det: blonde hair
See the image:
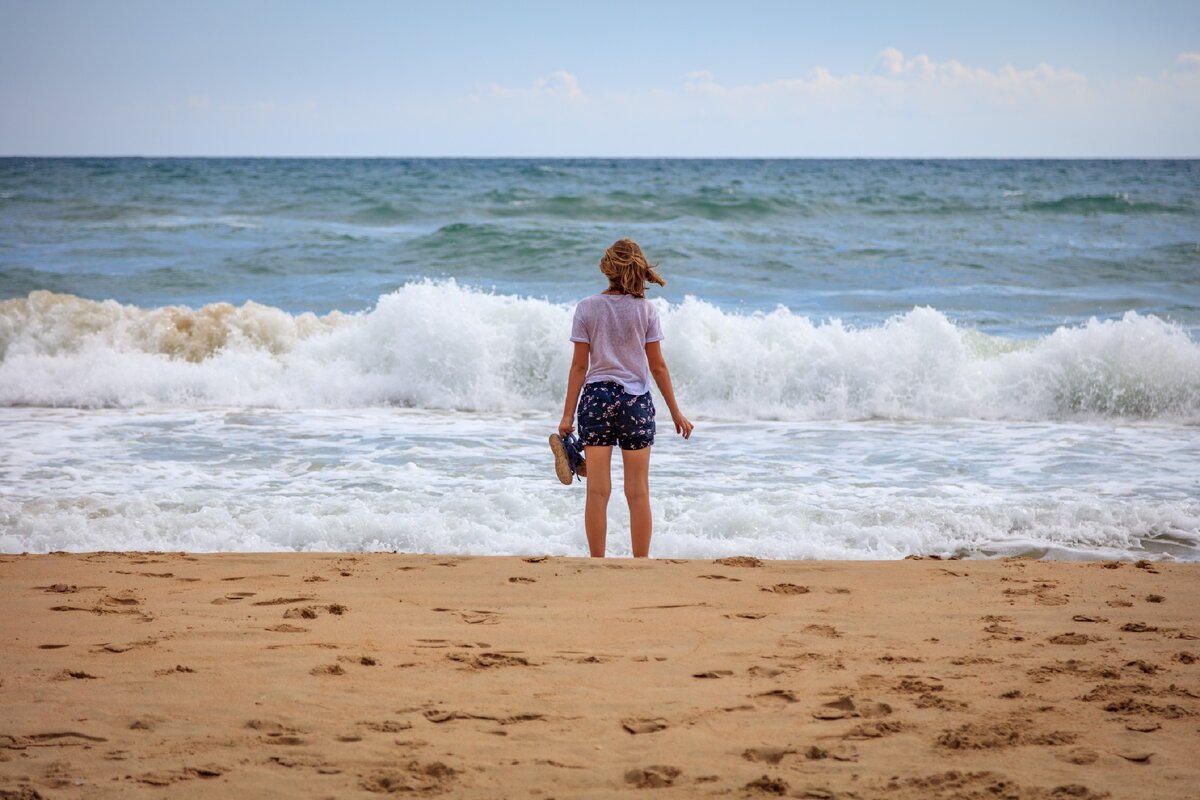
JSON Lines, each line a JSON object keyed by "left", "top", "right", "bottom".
{"left": 599, "top": 239, "right": 665, "bottom": 299}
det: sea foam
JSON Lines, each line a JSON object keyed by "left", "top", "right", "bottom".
{"left": 2, "top": 282, "right": 1198, "bottom": 421}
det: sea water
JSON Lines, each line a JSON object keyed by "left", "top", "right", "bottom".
{"left": 1, "top": 158, "right": 1198, "bottom": 559}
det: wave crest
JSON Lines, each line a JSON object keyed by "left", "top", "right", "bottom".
{"left": 1, "top": 284, "right": 1198, "bottom": 420}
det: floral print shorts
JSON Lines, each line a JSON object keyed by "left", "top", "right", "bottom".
{"left": 577, "top": 381, "right": 656, "bottom": 450}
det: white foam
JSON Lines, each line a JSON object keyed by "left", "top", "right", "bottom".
{"left": 1, "top": 408, "right": 1196, "bottom": 560}
{"left": 2, "top": 282, "right": 1198, "bottom": 420}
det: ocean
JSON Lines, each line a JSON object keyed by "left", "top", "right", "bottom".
{"left": 1, "top": 158, "right": 1198, "bottom": 559}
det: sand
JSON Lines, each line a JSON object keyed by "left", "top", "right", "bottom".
{"left": 0, "top": 552, "right": 1197, "bottom": 799}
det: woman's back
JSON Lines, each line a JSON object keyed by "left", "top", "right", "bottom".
{"left": 570, "top": 293, "right": 663, "bottom": 396}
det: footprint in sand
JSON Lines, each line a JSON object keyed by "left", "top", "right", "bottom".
{"left": 102, "top": 590, "right": 143, "bottom": 607}
{"left": 804, "top": 744, "right": 858, "bottom": 762}
{"left": 624, "top": 765, "right": 681, "bottom": 788}
{"left": 713, "top": 556, "right": 762, "bottom": 568}
{"left": 743, "top": 775, "right": 789, "bottom": 795}
{"left": 803, "top": 624, "right": 841, "bottom": 638}
{"left": 1055, "top": 746, "right": 1099, "bottom": 765}
{"left": 843, "top": 721, "right": 904, "bottom": 740}
{"left": 1047, "top": 632, "right": 1100, "bottom": 645}
{"left": 893, "top": 678, "right": 944, "bottom": 694}
{"left": 878, "top": 654, "right": 924, "bottom": 664}
{"left": 887, "top": 771, "right": 1106, "bottom": 800}
{"left": 211, "top": 591, "right": 256, "bottom": 605}
{"left": 250, "top": 596, "right": 313, "bottom": 606}
{"left": 283, "top": 603, "right": 346, "bottom": 619}
{"left": 621, "top": 718, "right": 668, "bottom": 734}
{"left": 761, "top": 583, "right": 810, "bottom": 595}
{"left": 1125, "top": 721, "right": 1161, "bottom": 732}
{"left": 812, "top": 696, "right": 891, "bottom": 720}
{"left": 742, "top": 746, "right": 793, "bottom": 764}
{"left": 935, "top": 718, "right": 1077, "bottom": 750}
{"left": 93, "top": 638, "right": 157, "bottom": 654}
{"left": 507, "top": 576, "right": 536, "bottom": 583}
{"left": 360, "top": 762, "right": 457, "bottom": 794}
{"left": 1, "top": 731, "right": 108, "bottom": 748}
{"left": 153, "top": 665, "right": 195, "bottom": 676}
{"left": 748, "top": 665, "right": 785, "bottom": 678}
{"left": 336, "top": 655, "right": 379, "bottom": 666}
{"left": 310, "top": 663, "right": 346, "bottom": 676}
{"left": 698, "top": 574, "right": 741, "bottom": 582}
{"left": 754, "top": 689, "right": 800, "bottom": 706}
{"left": 359, "top": 720, "right": 414, "bottom": 733}
{"left": 446, "top": 652, "right": 530, "bottom": 669}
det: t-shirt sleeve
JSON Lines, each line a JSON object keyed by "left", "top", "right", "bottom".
{"left": 569, "top": 304, "right": 590, "bottom": 343}
{"left": 644, "top": 304, "right": 664, "bottom": 344}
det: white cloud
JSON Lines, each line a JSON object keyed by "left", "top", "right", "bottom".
{"left": 460, "top": 49, "right": 1197, "bottom": 156}
{"left": 681, "top": 48, "right": 1086, "bottom": 100}
{"left": 488, "top": 70, "right": 581, "bottom": 100}
{"left": 1176, "top": 51, "right": 1200, "bottom": 71}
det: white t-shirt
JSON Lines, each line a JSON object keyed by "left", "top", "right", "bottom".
{"left": 569, "top": 293, "right": 664, "bottom": 396}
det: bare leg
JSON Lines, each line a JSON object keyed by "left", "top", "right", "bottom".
{"left": 622, "top": 446, "right": 652, "bottom": 558}
{"left": 583, "top": 445, "right": 613, "bottom": 558}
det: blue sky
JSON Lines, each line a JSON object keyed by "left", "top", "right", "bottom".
{"left": 2, "top": 0, "right": 1198, "bottom": 156}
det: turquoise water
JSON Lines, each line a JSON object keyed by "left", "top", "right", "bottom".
{"left": 1, "top": 158, "right": 1198, "bottom": 559}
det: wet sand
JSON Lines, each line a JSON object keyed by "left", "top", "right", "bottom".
{"left": 1, "top": 552, "right": 1197, "bottom": 798}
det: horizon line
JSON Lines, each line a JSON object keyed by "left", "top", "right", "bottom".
{"left": 3, "top": 154, "right": 1199, "bottom": 160}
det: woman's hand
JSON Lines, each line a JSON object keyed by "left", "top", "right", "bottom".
{"left": 558, "top": 416, "right": 575, "bottom": 438}
{"left": 672, "top": 412, "right": 694, "bottom": 440}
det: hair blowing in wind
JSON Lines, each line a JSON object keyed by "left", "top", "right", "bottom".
{"left": 599, "top": 239, "right": 666, "bottom": 298}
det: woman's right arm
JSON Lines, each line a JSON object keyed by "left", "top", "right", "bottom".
{"left": 559, "top": 342, "right": 590, "bottom": 437}
{"left": 646, "top": 341, "right": 693, "bottom": 439}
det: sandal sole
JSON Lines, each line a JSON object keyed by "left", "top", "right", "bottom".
{"left": 548, "top": 434, "right": 573, "bottom": 485}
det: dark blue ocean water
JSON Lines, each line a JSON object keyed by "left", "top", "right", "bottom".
{"left": 2, "top": 158, "right": 1197, "bottom": 336}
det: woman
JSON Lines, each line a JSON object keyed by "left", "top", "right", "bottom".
{"left": 551, "top": 239, "right": 693, "bottom": 558}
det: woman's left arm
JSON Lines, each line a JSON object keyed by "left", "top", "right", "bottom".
{"left": 558, "top": 342, "right": 590, "bottom": 437}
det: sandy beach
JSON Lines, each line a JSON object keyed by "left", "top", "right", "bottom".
{"left": 1, "top": 552, "right": 1197, "bottom": 799}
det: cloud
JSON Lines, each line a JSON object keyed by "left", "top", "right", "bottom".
{"left": 680, "top": 48, "right": 1086, "bottom": 100}
{"left": 461, "top": 48, "right": 1197, "bottom": 156}
{"left": 1176, "top": 51, "right": 1200, "bottom": 71}
{"left": 488, "top": 70, "right": 581, "bottom": 100}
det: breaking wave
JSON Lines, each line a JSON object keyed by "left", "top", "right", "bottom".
{"left": 2, "top": 283, "right": 1198, "bottom": 420}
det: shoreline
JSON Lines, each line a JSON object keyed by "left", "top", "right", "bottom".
{"left": 2, "top": 552, "right": 1197, "bottom": 798}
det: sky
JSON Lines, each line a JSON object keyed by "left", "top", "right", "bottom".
{"left": 1, "top": 0, "right": 1198, "bottom": 157}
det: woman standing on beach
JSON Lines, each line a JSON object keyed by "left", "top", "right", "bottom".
{"left": 552, "top": 239, "right": 694, "bottom": 558}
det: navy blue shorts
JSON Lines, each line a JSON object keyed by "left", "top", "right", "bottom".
{"left": 577, "top": 381, "right": 656, "bottom": 451}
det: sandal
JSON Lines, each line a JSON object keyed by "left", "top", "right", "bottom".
{"left": 548, "top": 432, "right": 587, "bottom": 484}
